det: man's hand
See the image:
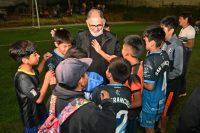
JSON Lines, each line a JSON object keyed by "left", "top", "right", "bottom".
{"left": 91, "top": 39, "right": 102, "bottom": 53}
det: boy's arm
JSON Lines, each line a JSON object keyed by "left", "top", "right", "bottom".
{"left": 36, "top": 70, "right": 55, "bottom": 104}
{"left": 131, "top": 91, "right": 142, "bottom": 108}
{"left": 91, "top": 39, "right": 117, "bottom": 62}
{"left": 144, "top": 82, "right": 154, "bottom": 91}
{"left": 184, "top": 39, "right": 195, "bottom": 48}
{"left": 37, "top": 52, "right": 52, "bottom": 74}
{"left": 143, "top": 58, "right": 155, "bottom": 91}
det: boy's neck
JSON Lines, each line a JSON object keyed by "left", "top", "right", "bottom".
{"left": 124, "top": 55, "right": 139, "bottom": 65}
{"left": 109, "top": 80, "right": 120, "bottom": 84}
{"left": 55, "top": 48, "right": 65, "bottom": 57}
{"left": 20, "top": 63, "right": 34, "bottom": 73}
{"left": 149, "top": 47, "right": 161, "bottom": 53}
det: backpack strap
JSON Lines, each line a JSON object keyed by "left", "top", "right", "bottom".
{"left": 49, "top": 95, "right": 57, "bottom": 116}
{"left": 58, "top": 98, "right": 90, "bottom": 125}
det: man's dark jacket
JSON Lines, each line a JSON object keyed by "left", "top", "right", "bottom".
{"left": 74, "top": 30, "right": 121, "bottom": 81}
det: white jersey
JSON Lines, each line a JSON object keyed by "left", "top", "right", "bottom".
{"left": 179, "top": 25, "right": 196, "bottom": 40}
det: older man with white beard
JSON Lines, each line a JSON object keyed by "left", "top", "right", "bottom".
{"left": 74, "top": 9, "right": 121, "bottom": 83}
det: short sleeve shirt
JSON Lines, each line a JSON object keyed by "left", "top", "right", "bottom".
{"left": 14, "top": 68, "right": 46, "bottom": 127}
{"left": 142, "top": 51, "right": 170, "bottom": 114}
{"left": 179, "top": 25, "right": 196, "bottom": 40}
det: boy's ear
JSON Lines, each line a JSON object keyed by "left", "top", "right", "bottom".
{"left": 54, "top": 42, "right": 59, "bottom": 47}
{"left": 22, "top": 57, "right": 29, "bottom": 64}
{"left": 106, "top": 70, "right": 112, "bottom": 80}
{"left": 150, "top": 40, "right": 156, "bottom": 48}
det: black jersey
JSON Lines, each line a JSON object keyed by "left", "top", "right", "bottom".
{"left": 45, "top": 49, "right": 64, "bottom": 71}
{"left": 91, "top": 84, "right": 131, "bottom": 132}
{"left": 14, "top": 68, "right": 46, "bottom": 128}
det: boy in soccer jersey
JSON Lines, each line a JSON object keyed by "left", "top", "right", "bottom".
{"left": 91, "top": 57, "right": 132, "bottom": 133}
{"left": 91, "top": 35, "right": 144, "bottom": 133}
{"left": 139, "top": 26, "right": 170, "bottom": 133}
{"left": 121, "top": 35, "right": 144, "bottom": 133}
{"left": 9, "top": 40, "right": 55, "bottom": 133}
{"left": 45, "top": 28, "right": 73, "bottom": 71}
{"left": 160, "top": 16, "right": 184, "bottom": 133}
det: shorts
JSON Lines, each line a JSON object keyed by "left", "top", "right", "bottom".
{"left": 139, "top": 111, "right": 161, "bottom": 128}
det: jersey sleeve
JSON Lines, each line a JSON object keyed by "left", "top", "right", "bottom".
{"left": 16, "top": 73, "right": 40, "bottom": 101}
{"left": 143, "top": 57, "right": 155, "bottom": 84}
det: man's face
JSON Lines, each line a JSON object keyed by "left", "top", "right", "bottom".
{"left": 87, "top": 17, "right": 104, "bottom": 37}
{"left": 179, "top": 16, "right": 187, "bottom": 27}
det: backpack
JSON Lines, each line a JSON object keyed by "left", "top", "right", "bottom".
{"left": 38, "top": 95, "right": 90, "bottom": 133}
{"left": 84, "top": 72, "right": 104, "bottom": 99}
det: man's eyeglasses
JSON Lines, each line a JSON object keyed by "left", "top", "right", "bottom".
{"left": 89, "top": 24, "right": 103, "bottom": 29}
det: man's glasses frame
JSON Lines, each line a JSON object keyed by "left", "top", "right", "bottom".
{"left": 89, "top": 24, "right": 103, "bottom": 29}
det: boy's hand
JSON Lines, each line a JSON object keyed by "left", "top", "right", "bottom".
{"left": 45, "top": 70, "right": 55, "bottom": 82}
{"left": 43, "top": 52, "right": 52, "bottom": 61}
{"left": 50, "top": 28, "right": 63, "bottom": 37}
{"left": 91, "top": 39, "right": 101, "bottom": 53}
{"left": 50, "top": 76, "right": 57, "bottom": 85}
{"left": 100, "top": 90, "right": 110, "bottom": 100}
{"left": 50, "top": 28, "right": 57, "bottom": 37}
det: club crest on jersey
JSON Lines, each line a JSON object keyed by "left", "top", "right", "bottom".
{"left": 115, "top": 90, "right": 120, "bottom": 96}
{"left": 30, "top": 89, "right": 37, "bottom": 97}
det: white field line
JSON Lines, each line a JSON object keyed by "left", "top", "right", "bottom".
{"left": 0, "top": 21, "right": 146, "bottom": 47}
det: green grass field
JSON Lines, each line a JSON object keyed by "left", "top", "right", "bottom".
{"left": 0, "top": 22, "right": 199, "bottom": 133}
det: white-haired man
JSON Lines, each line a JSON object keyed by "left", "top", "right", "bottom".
{"left": 74, "top": 9, "right": 121, "bottom": 83}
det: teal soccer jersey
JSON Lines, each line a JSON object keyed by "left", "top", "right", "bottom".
{"left": 142, "top": 51, "right": 170, "bottom": 114}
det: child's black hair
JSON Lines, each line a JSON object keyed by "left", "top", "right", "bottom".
{"left": 143, "top": 25, "right": 165, "bottom": 47}
{"left": 65, "top": 47, "right": 88, "bottom": 59}
{"left": 160, "top": 16, "right": 178, "bottom": 32}
{"left": 54, "top": 29, "right": 72, "bottom": 45}
{"left": 9, "top": 40, "right": 36, "bottom": 63}
{"left": 123, "top": 35, "right": 144, "bottom": 57}
{"left": 108, "top": 57, "right": 131, "bottom": 83}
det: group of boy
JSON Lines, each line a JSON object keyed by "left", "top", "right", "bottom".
{"left": 9, "top": 8, "right": 196, "bottom": 133}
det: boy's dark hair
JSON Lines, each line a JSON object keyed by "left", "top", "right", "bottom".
{"left": 9, "top": 40, "right": 36, "bottom": 63}
{"left": 123, "top": 35, "right": 144, "bottom": 57}
{"left": 179, "top": 12, "right": 192, "bottom": 24}
{"left": 160, "top": 16, "right": 178, "bottom": 32}
{"left": 143, "top": 25, "right": 165, "bottom": 47}
{"left": 108, "top": 57, "right": 131, "bottom": 83}
{"left": 54, "top": 29, "right": 72, "bottom": 45}
{"left": 65, "top": 47, "right": 88, "bottom": 59}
